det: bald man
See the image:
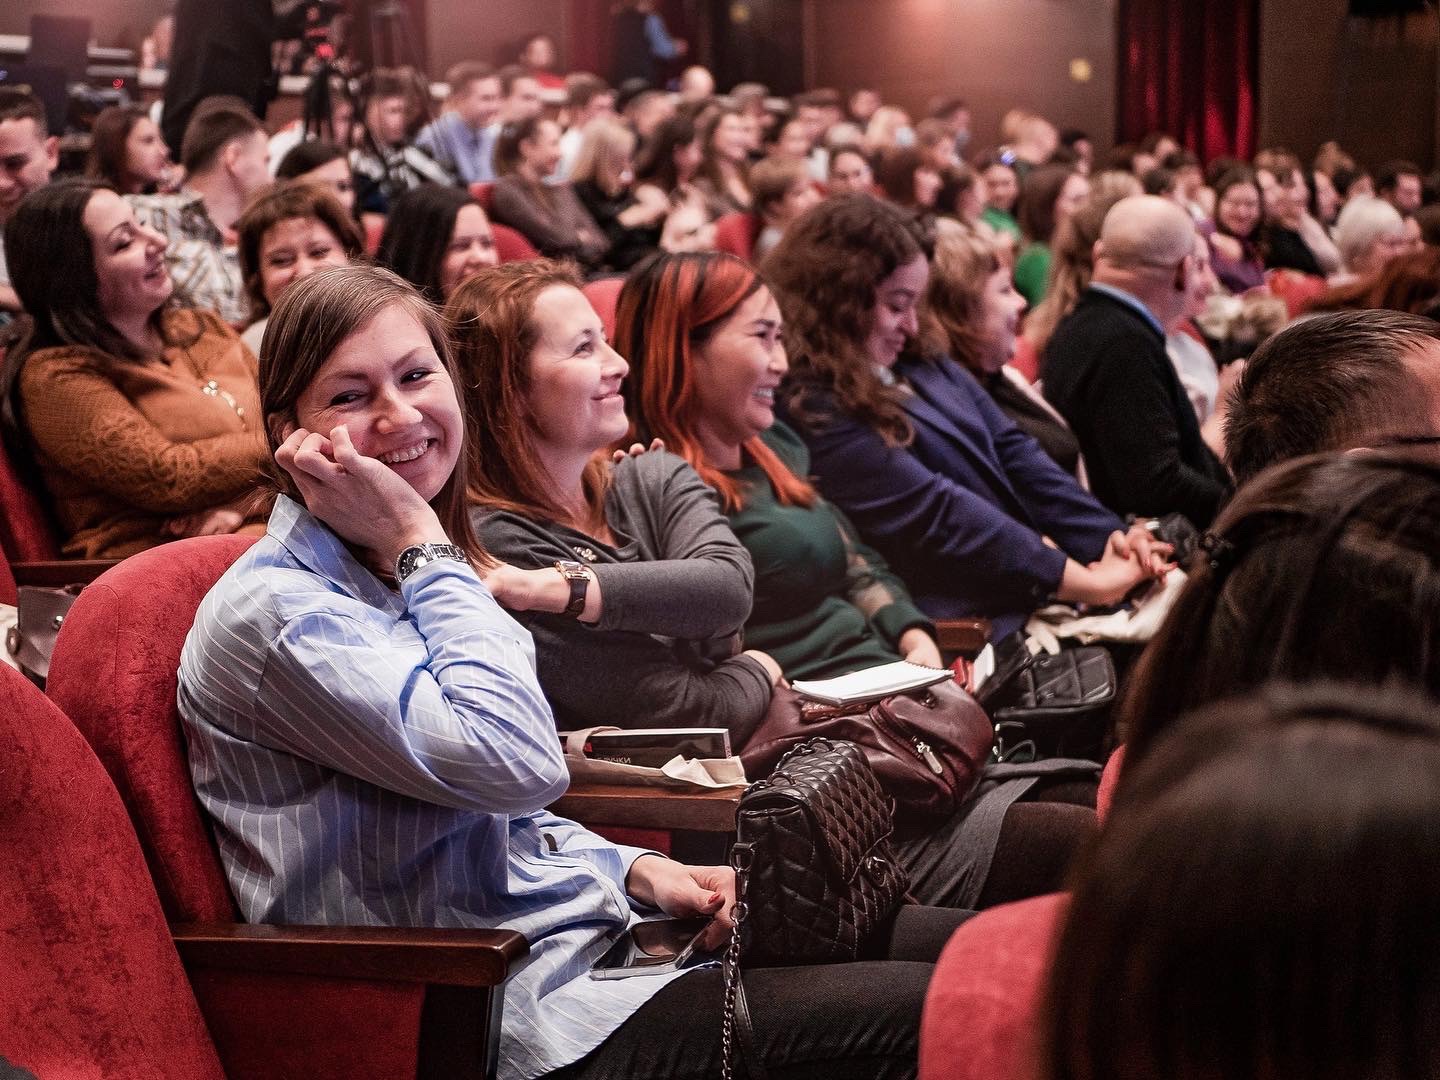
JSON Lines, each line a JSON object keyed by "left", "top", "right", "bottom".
{"left": 1043, "top": 195, "right": 1232, "bottom": 526}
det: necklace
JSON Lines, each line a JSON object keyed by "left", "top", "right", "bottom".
{"left": 200, "top": 378, "right": 248, "bottom": 428}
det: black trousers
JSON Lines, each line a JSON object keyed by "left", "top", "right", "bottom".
{"left": 546, "top": 906, "right": 972, "bottom": 1080}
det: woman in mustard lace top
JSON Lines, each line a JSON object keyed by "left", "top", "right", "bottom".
{"left": 1, "top": 179, "right": 268, "bottom": 557}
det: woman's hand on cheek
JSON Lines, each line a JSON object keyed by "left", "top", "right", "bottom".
{"left": 275, "top": 425, "right": 447, "bottom": 565}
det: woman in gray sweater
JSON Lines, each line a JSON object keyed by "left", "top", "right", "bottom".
{"left": 452, "top": 259, "right": 784, "bottom": 738}
{"left": 449, "top": 259, "right": 1097, "bottom": 912}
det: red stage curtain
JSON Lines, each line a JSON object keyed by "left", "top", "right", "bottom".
{"left": 1118, "top": 0, "right": 1259, "bottom": 162}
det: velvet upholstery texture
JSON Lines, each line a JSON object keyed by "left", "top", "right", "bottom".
{"left": 494, "top": 222, "right": 542, "bottom": 263}
{"left": 48, "top": 535, "right": 258, "bottom": 922}
{"left": 714, "top": 211, "right": 761, "bottom": 261}
{"left": 0, "top": 665, "right": 227, "bottom": 1080}
{"left": 0, "top": 429, "right": 60, "bottom": 562}
{"left": 0, "top": 547, "right": 16, "bottom": 607}
{"left": 918, "top": 893, "right": 1068, "bottom": 1080}
{"left": 582, "top": 276, "right": 625, "bottom": 339}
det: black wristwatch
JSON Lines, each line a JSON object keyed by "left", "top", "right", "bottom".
{"left": 553, "top": 560, "right": 592, "bottom": 618}
{"left": 395, "top": 543, "right": 467, "bottom": 583}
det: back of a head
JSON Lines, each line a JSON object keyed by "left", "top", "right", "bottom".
{"left": 1119, "top": 451, "right": 1440, "bottom": 764}
{"left": 1096, "top": 193, "right": 1195, "bottom": 270}
{"left": 750, "top": 155, "right": 808, "bottom": 216}
{"left": 180, "top": 97, "right": 263, "bottom": 176}
{"left": 1225, "top": 309, "right": 1440, "bottom": 485}
{"left": 1046, "top": 680, "right": 1440, "bottom": 1080}
{"left": 1333, "top": 195, "right": 1405, "bottom": 272}
{"left": 1016, "top": 163, "right": 1075, "bottom": 244}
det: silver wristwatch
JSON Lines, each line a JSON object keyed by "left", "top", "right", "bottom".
{"left": 395, "top": 542, "right": 467, "bottom": 583}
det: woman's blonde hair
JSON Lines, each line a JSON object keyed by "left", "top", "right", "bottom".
{"left": 923, "top": 219, "right": 1000, "bottom": 369}
{"left": 569, "top": 117, "right": 637, "bottom": 197}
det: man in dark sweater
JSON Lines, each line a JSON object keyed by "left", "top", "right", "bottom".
{"left": 1044, "top": 195, "right": 1232, "bottom": 526}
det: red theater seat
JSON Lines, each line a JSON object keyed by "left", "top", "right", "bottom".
{"left": 919, "top": 893, "right": 1069, "bottom": 1080}
{"left": 714, "top": 212, "right": 762, "bottom": 261}
{"left": 47, "top": 537, "right": 528, "bottom": 1080}
{"left": 493, "top": 222, "right": 540, "bottom": 263}
{"left": 583, "top": 276, "right": 626, "bottom": 339}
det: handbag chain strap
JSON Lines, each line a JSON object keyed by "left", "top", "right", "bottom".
{"left": 721, "top": 840, "right": 767, "bottom": 1080}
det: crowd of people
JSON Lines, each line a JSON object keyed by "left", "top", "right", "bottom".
{"left": 4, "top": 33, "right": 1440, "bottom": 1079}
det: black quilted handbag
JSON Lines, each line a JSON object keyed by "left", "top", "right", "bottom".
{"left": 980, "top": 634, "right": 1117, "bottom": 760}
{"left": 721, "top": 738, "right": 907, "bottom": 1080}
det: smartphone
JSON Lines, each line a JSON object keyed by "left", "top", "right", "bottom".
{"left": 588, "top": 917, "right": 712, "bottom": 980}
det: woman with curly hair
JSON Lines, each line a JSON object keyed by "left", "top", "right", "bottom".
{"left": 764, "top": 194, "right": 1166, "bottom": 641}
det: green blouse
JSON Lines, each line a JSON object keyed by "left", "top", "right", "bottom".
{"left": 1013, "top": 242, "right": 1053, "bottom": 306}
{"left": 723, "top": 422, "right": 933, "bottom": 680}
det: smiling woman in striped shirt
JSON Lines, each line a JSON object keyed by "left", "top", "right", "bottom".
{"left": 177, "top": 262, "right": 966, "bottom": 1080}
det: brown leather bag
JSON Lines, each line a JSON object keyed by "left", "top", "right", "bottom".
{"left": 739, "top": 678, "right": 994, "bottom": 828}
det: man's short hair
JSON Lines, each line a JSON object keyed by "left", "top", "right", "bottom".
{"left": 1376, "top": 159, "right": 1422, "bottom": 195}
{"left": 497, "top": 64, "right": 531, "bottom": 97}
{"left": 751, "top": 155, "right": 808, "bottom": 215}
{"left": 445, "top": 61, "right": 495, "bottom": 97}
{"left": 567, "top": 73, "right": 610, "bottom": 110}
{"left": 1226, "top": 310, "right": 1440, "bottom": 485}
{"left": 0, "top": 87, "right": 48, "bottom": 136}
{"left": 179, "top": 97, "right": 264, "bottom": 174}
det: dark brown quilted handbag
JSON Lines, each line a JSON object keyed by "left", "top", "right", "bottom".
{"left": 721, "top": 738, "right": 907, "bottom": 1080}
{"left": 740, "top": 679, "right": 994, "bottom": 828}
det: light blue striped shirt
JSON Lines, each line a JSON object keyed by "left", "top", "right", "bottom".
{"left": 177, "top": 495, "right": 683, "bottom": 1079}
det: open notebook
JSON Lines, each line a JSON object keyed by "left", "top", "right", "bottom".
{"left": 791, "top": 660, "right": 954, "bottom": 707}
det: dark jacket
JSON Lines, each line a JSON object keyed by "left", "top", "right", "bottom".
{"left": 782, "top": 356, "right": 1123, "bottom": 640}
{"left": 1043, "top": 288, "right": 1231, "bottom": 526}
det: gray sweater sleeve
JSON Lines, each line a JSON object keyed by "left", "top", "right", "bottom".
{"left": 590, "top": 453, "right": 755, "bottom": 638}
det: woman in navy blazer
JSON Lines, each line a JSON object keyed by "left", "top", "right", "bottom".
{"left": 764, "top": 195, "right": 1168, "bottom": 640}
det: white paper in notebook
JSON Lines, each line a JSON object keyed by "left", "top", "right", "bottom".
{"left": 791, "top": 660, "right": 953, "bottom": 706}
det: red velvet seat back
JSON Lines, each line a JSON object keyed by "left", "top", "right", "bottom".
{"left": 48, "top": 535, "right": 259, "bottom": 922}
{"left": 0, "top": 432, "right": 60, "bottom": 562}
{"left": 494, "top": 222, "right": 541, "bottom": 263}
{"left": 919, "top": 893, "right": 1069, "bottom": 1080}
{"left": 0, "top": 547, "right": 16, "bottom": 607}
{"left": 714, "top": 212, "right": 761, "bottom": 261}
{"left": 469, "top": 180, "right": 495, "bottom": 212}
{"left": 582, "top": 276, "right": 625, "bottom": 339}
{"left": 0, "top": 665, "right": 226, "bottom": 1080}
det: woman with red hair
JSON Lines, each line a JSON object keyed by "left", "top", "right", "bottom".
{"left": 613, "top": 250, "right": 1101, "bottom": 910}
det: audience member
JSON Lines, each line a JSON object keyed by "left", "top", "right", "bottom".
{"left": 1203, "top": 167, "right": 1266, "bottom": 294}
{"left": 1044, "top": 681, "right": 1440, "bottom": 1080}
{"left": 1, "top": 180, "right": 267, "bottom": 557}
{"left": 977, "top": 152, "right": 1022, "bottom": 240}
{"left": 414, "top": 62, "right": 503, "bottom": 185}
{"left": 350, "top": 69, "right": 455, "bottom": 215}
{"left": 875, "top": 147, "right": 943, "bottom": 216}
{"left": 926, "top": 221, "right": 1085, "bottom": 481}
{"left": 129, "top": 97, "right": 270, "bottom": 326}
{"left": 497, "top": 64, "right": 544, "bottom": 124}
{"left": 0, "top": 88, "right": 58, "bottom": 314}
{"left": 85, "top": 105, "right": 174, "bottom": 196}
{"left": 1013, "top": 164, "right": 1090, "bottom": 306}
{"left": 1023, "top": 189, "right": 1132, "bottom": 365}
{"left": 555, "top": 74, "right": 616, "bottom": 180}
{"left": 489, "top": 117, "right": 606, "bottom": 270}
{"left": 377, "top": 184, "right": 497, "bottom": 303}
{"left": 274, "top": 140, "right": 357, "bottom": 213}
{"left": 1225, "top": 310, "right": 1440, "bottom": 486}
{"left": 1254, "top": 148, "right": 1339, "bottom": 277}
{"left": 1307, "top": 166, "right": 1340, "bottom": 227}
{"left": 1376, "top": 158, "right": 1424, "bottom": 216}
{"left": 767, "top": 195, "right": 1163, "bottom": 639}
{"left": 848, "top": 88, "right": 882, "bottom": 127}
{"left": 571, "top": 118, "right": 668, "bottom": 271}
{"left": 863, "top": 106, "right": 914, "bottom": 158}
{"left": 677, "top": 65, "right": 715, "bottom": 104}
{"left": 267, "top": 73, "right": 356, "bottom": 171}
{"left": 1044, "top": 195, "right": 1232, "bottom": 525}
{"left": 1164, "top": 233, "right": 1235, "bottom": 459}
{"left": 623, "top": 88, "right": 676, "bottom": 143}
{"left": 828, "top": 145, "right": 875, "bottom": 196}
{"left": 928, "top": 95, "right": 972, "bottom": 160}
{"left": 934, "top": 163, "right": 990, "bottom": 235}
{"left": 750, "top": 155, "right": 822, "bottom": 259}
{"left": 1329, "top": 195, "right": 1407, "bottom": 285}
{"left": 1059, "top": 129, "right": 1094, "bottom": 173}
{"left": 632, "top": 113, "right": 703, "bottom": 204}
{"left": 517, "top": 32, "right": 566, "bottom": 91}
{"left": 693, "top": 108, "right": 753, "bottom": 216}
{"left": 236, "top": 182, "right": 363, "bottom": 354}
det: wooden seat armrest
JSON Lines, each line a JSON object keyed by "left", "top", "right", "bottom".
{"left": 13, "top": 559, "right": 120, "bottom": 587}
{"left": 170, "top": 921, "right": 530, "bottom": 987}
{"left": 551, "top": 783, "right": 742, "bottom": 833}
{"left": 934, "top": 618, "right": 992, "bottom": 659}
